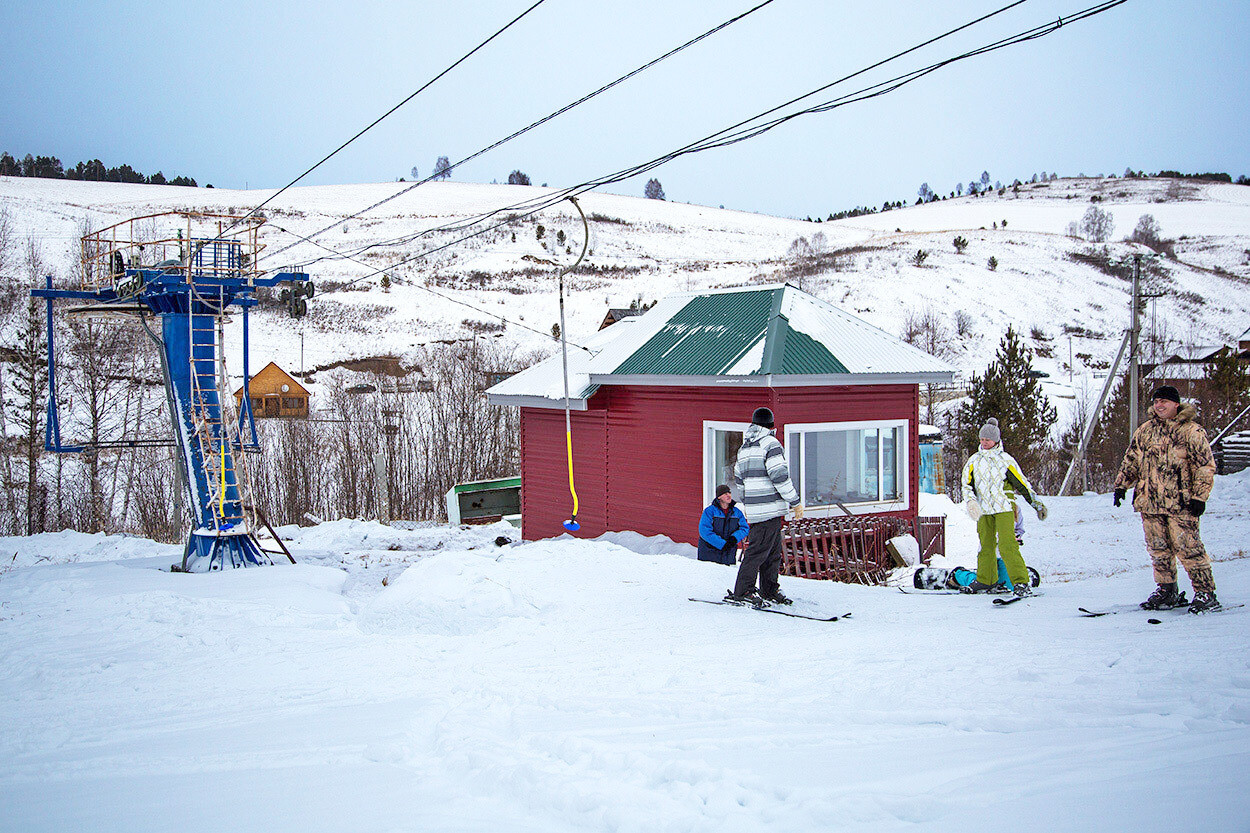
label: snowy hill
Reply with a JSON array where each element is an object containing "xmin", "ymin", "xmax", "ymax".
[
  {"xmin": 2, "ymin": 472, "xmax": 1249, "ymax": 831},
  {"xmin": 4, "ymin": 174, "xmax": 1249, "ymax": 424}
]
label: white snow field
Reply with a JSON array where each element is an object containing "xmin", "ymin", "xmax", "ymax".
[{"xmin": 2, "ymin": 474, "xmax": 1249, "ymax": 832}]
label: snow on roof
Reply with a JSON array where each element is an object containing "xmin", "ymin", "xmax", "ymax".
[{"xmin": 488, "ymin": 284, "xmax": 957, "ymax": 408}]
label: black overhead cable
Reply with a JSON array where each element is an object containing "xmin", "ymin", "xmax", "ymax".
[
  {"xmin": 268, "ymin": 0, "xmax": 1128, "ymax": 347},
  {"xmin": 184, "ymin": 0, "xmax": 548, "ymax": 261},
  {"xmin": 258, "ymin": 0, "xmax": 782, "ymax": 265},
  {"xmin": 296, "ymin": 0, "xmax": 1126, "ymax": 275}
]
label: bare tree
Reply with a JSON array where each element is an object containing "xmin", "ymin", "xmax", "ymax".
[{"xmin": 1078, "ymin": 205, "xmax": 1114, "ymax": 243}]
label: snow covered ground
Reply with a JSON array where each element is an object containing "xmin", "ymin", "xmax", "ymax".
[{"xmin": 2, "ymin": 473, "xmax": 1249, "ymax": 832}]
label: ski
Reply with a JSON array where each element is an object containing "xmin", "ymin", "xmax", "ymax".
[
  {"xmin": 1080, "ymin": 593, "xmax": 1190, "ymax": 617},
  {"xmin": 1079, "ymin": 604, "xmax": 1183, "ymax": 617},
  {"xmin": 688, "ymin": 598, "xmax": 850, "ymax": 622},
  {"xmin": 1147, "ymin": 603, "xmax": 1244, "ymax": 624},
  {"xmin": 897, "ymin": 587, "xmax": 964, "ymax": 595},
  {"xmin": 993, "ymin": 592, "xmax": 1043, "ymax": 606}
]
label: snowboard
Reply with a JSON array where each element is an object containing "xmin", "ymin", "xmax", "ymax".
[{"xmin": 912, "ymin": 565, "xmax": 1041, "ymax": 592}]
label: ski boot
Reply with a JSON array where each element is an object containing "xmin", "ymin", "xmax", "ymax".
[
  {"xmin": 1188, "ymin": 590, "xmax": 1221, "ymax": 614},
  {"xmin": 724, "ymin": 589, "xmax": 765, "ymax": 608},
  {"xmin": 960, "ymin": 580, "xmax": 995, "ymax": 594},
  {"xmin": 1140, "ymin": 582, "xmax": 1181, "ymax": 610},
  {"xmin": 1013, "ymin": 581, "xmax": 1033, "ymax": 598},
  {"xmin": 762, "ymin": 590, "xmax": 793, "ymax": 606}
]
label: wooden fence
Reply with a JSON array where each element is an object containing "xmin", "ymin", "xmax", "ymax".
[{"xmin": 781, "ymin": 515, "xmax": 945, "ymax": 585}]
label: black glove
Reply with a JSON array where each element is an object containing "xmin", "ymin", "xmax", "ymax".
[
  {"xmin": 1188, "ymin": 499, "xmax": 1206, "ymax": 517},
  {"xmin": 1113, "ymin": 488, "xmax": 1125, "ymax": 507}
]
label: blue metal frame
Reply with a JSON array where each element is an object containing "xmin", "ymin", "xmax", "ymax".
[{"xmin": 34, "ymin": 257, "xmax": 309, "ymax": 572}]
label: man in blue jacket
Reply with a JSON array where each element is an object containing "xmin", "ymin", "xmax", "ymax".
[{"xmin": 698, "ymin": 485, "xmax": 749, "ymax": 565}]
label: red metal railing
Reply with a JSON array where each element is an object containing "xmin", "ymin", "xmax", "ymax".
[{"xmin": 781, "ymin": 515, "xmax": 946, "ymax": 585}]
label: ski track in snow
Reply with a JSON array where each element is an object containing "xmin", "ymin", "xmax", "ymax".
[{"xmin": 1, "ymin": 476, "xmax": 1250, "ymax": 831}]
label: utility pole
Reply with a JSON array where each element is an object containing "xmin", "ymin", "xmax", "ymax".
[{"xmin": 1128, "ymin": 253, "xmax": 1142, "ymax": 436}]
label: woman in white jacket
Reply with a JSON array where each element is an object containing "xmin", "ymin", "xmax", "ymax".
[{"xmin": 962, "ymin": 418, "xmax": 1047, "ymax": 596}]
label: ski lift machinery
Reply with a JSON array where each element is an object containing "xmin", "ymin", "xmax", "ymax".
[{"xmin": 32, "ymin": 211, "xmax": 312, "ymax": 572}]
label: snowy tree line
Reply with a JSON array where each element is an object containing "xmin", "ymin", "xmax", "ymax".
[{"xmin": 0, "ymin": 151, "xmax": 199, "ymax": 187}]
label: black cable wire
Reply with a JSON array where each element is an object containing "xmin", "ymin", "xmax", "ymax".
[
  {"xmin": 258, "ymin": 0, "xmax": 782, "ymax": 265},
  {"xmin": 182, "ymin": 0, "xmax": 548, "ymax": 266},
  {"xmin": 265, "ymin": 0, "xmax": 1128, "ymax": 349},
  {"xmin": 293, "ymin": 0, "xmax": 1125, "ymax": 272}
]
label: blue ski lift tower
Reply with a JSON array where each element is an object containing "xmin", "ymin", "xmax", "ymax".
[{"xmin": 33, "ymin": 211, "xmax": 312, "ymax": 572}]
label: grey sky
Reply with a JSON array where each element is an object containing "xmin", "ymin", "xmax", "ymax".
[{"xmin": 2, "ymin": 0, "xmax": 1247, "ymax": 218}]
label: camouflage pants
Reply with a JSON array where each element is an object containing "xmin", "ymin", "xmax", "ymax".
[{"xmin": 1140, "ymin": 513, "xmax": 1215, "ymax": 593}]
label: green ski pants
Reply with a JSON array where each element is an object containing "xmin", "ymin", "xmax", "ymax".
[{"xmin": 977, "ymin": 510, "xmax": 1028, "ymax": 586}]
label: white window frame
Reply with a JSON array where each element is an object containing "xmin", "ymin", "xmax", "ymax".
[
  {"xmin": 784, "ymin": 419, "xmax": 909, "ymax": 516},
  {"xmin": 702, "ymin": 420, "xmax": 748, "ymax": 507}
]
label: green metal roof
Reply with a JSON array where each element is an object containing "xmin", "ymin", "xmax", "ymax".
[{"xmin": 611, "ymin": 287, "xmax": 848, "ymax": 376}]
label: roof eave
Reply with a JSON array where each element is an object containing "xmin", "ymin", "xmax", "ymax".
[
  {"xmin": 486, "ymin": 393, "xmax": 590, "ymax": 410},
  {"xmin": 589, "ymin": 371, "xmax": 958, "ymax": 387}
]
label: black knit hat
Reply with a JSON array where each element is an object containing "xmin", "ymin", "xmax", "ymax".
[
  {"xmin": 715, "ymin": 484, "xmax": 732, "ymax": 498},
  {"xmin": 1150, "ymin": 385, "xmax": 1181, "ymax": 404},
  {"xmin": 751, "ymin": 406, "xmax": 775, "ymax": 428}
]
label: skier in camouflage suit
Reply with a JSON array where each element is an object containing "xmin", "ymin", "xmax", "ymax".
[{"xmin": 1113, "ymin": 385, "xmax": 1219, "ymax": 613}]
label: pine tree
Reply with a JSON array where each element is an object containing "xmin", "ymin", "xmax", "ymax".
[
  {"xmin": 957, "ymin": 325, "xmax": 1057, "ymax": 474},
  {"xmin": 1203, "ymin": 350, "xmax": 1250, "ymax": 433},
  {"xmin": 644, "ymin": 178, "xmax": 665, "ymax": 200}
]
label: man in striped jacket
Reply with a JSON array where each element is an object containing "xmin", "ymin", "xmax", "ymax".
[{"xmin": 729, "ymin": 407, "xmax": 803, "ymax": 604}]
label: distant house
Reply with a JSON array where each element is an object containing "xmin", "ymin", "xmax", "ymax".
[
  {"xmin": 1143, "ymin": 339, "xmax": 1250, "ymax": 399},
  {"xmin": 599, "ymin": 308, "xmax": 640, "ymax": 330},
  {"xmin": 233, "ymin": 362, "xmax": 310, "ymax": 418},
  {"xmin": 487, "ymin": 284, "xmax": 957, "ymax": 544}
]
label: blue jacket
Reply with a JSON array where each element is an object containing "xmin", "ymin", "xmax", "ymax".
[{"xmin": 698, "ymin": 499, "xmax": 749, "ymax": 565}]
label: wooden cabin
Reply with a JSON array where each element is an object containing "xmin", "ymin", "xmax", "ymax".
[
  {"xmin": 233, "ymin": 361, "xmax": 310, "ymax": 418},
  {"xmin": 487, "ymin": 284, "xmax": 958, "ymax": 547}
]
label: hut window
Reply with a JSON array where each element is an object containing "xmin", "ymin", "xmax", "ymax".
[
  {"xmin": 281, "ymin": 397, "xmax": 303, "ymax": 410},
  {"xmin": 784, "ymin": 420, "xmax": 908, "ymax": 513}
]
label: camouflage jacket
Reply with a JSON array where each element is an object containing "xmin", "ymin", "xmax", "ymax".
[{"xmin": 1114, "ymin": 402, "xmax": 1215, "ymax": 515}]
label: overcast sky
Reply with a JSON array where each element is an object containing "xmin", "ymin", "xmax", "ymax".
[{"xmin": 2, "ymin": 0, "xmax": 1247, "ymax": 219}]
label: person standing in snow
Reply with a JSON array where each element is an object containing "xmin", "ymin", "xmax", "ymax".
[
  {"xmin": 962, "ymin": 418, "xmax": 1047, "ymax": 596},
  {"xmin": 728, "ymin": 407, "xmax": 803, "ymax": 604},
  {"xmin": 1113, "ymin": 385, "xmax": 1219, "ymax": 612},
  {"xmin": 698, "ymin": 484, "xmax": 749, "ymax": 565}
]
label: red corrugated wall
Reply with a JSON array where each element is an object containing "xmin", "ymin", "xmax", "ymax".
[{"xmin": 519, "ymin": 383, "xmax": 919, "ymax": 543}]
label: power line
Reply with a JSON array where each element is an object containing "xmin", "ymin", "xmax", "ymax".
[
  {"xmin": 183, "ymin": 0, "xmax": 548, "ymax": 263},
  {"xmin": 259, "ymin": 0, "xmax": 782, "ymax": 265},
  {"xmin": 292, "ymin": 0, "xmax": 1127, "ymax": 273},
  {"xmin": 263, "ymin": 0, "xmax": 1129, "ymax": 348}
]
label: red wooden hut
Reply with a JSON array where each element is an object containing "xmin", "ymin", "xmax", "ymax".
[{"xmin": 487, "ymin": 285, "xmax": 957, "ymax": 567}]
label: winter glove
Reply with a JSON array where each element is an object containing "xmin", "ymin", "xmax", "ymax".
[
  {"xmin": 1034, "ymin": 500, "xmax": 1048, "ymax": 521},
  {"xmin": 965, "ymin": 497, "xmax": 982, "ymax": 521},
  {"xmin": 792, "ymin": 504, "xmax": 804, "ymax": 521},
  {"xmin": 1188, "ymin": 499, "xmax": 1206, "ymax": 517},
  {"xmin": 1113, "ymin": 488, "xmax": 1126, "ymax": 507}
]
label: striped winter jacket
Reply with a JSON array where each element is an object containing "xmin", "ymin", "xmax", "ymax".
[{"xmin": 733, "ymin": 423, "xmax": 801, "ymax": 524}]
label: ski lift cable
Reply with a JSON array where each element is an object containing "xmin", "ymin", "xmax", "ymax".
[
  {"xmin": 177, "ymin": 0, "xmax": 550, "ymax": 270},
  {"xmin": 265, "ymin": 218, "xmax": 595, "ymax": 351},
  {"xmin": 288, "ymin": 0, "xmax": 1123, "ymax": 271},
  {"xmin": 286, "ymin": 0, "xmax": 1126, "ymax": 290},
  {"xmin": 258, "ymin": 0, "xmax": 782, "ymax": 265},
  {"xmin": 241, "ymin": 0, "xmax": 1126, "ymax": 374}
]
